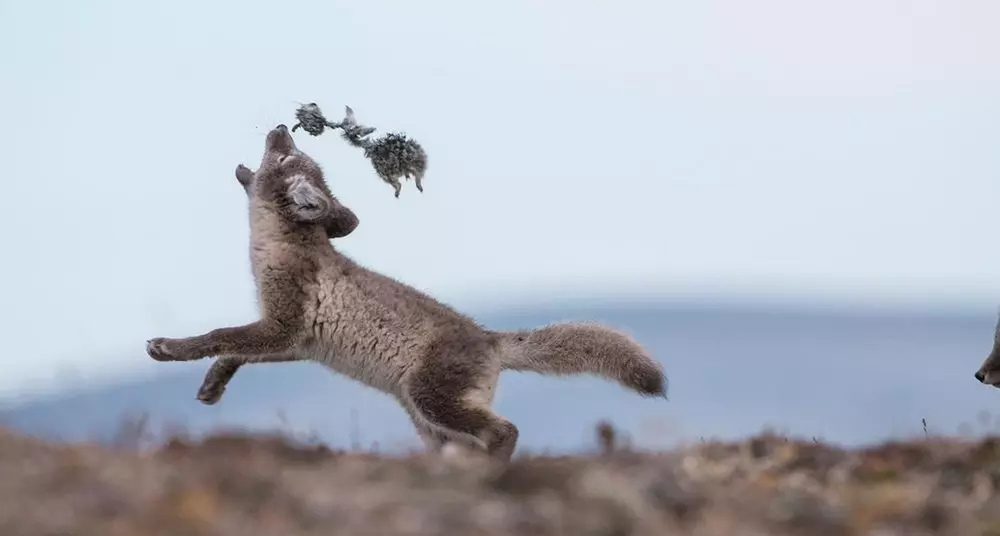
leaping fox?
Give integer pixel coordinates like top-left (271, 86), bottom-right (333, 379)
top-left (147, 124), bottom-right (666, 462)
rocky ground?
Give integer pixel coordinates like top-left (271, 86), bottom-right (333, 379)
top-left (2, 423), bottom-right (999, 536)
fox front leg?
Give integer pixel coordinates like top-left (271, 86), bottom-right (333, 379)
top-left (147, 320), bottom-right (296, 363)
top-left (196, 353), bottom-right (301, 405)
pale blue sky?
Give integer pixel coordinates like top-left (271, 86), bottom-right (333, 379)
top-left (1, 0), bottom-right (998, 395)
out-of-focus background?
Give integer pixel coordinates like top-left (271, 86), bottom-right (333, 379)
top-left (2, 0), bottom-right (998, 452)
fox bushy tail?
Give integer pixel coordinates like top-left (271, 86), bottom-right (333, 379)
top-left (494, 322), bottom-right (667, 398)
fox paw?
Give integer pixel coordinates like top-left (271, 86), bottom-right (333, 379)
top-left (196, 382), bottom-right (225, 405)
top-left (146, 338), bottom-right (191, 362)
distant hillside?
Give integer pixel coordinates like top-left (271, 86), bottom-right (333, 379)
top-left (2, 301), bottom-right (998, 451)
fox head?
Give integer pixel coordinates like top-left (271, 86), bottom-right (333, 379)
top-left (234, 124), bottom-right (337, 224)
top-left (975, 311), bottom-right (1000, 388)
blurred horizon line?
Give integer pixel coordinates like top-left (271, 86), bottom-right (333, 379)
top-left (3, 288), bottom-right (995, 408)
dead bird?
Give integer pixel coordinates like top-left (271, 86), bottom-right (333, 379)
top-left (290, 102), bottom-right (428, 198)
top-left (325, 105), bottom-right (428, 198)
top-left (291, 102), bottom-right (342, 136)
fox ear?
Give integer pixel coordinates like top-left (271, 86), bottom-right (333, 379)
top-left (284, 174), bottom-right (330, 221)
top-left (324, 198), bottom-right (360, 238)
top-left (235, 164), bottom-right (254, 187)
top-left (343, 105), bottom-right (355, 124)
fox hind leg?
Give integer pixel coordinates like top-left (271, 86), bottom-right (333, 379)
top-left (401, 349), bottom-right (518, 462)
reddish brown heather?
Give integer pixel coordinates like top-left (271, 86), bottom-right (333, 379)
top-left (2, 425), bottom-right (999, 536)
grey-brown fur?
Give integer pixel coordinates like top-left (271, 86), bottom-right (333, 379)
top-left (148, 125), bottom-right (665, 463)
top-left (336, 106), bottom-right (428, 198)
top-left (974, 309), bottom-right (1000, 388)
top-left (195, 161), bottom-right (361, 405)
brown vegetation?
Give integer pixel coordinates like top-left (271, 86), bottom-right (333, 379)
top-left (2, 424), bottom-right (999, 535)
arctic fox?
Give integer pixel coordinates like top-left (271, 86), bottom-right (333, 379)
top-left (147, 124), bottom-right (666, 462)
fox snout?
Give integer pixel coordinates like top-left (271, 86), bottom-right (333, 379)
top-left (265, 124), bottom-right (296, 155)
top-left (975, 353), bottom-right (1000, 387)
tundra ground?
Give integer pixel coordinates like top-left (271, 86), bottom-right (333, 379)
top-left (2, 424), bottom-right (999, 536)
